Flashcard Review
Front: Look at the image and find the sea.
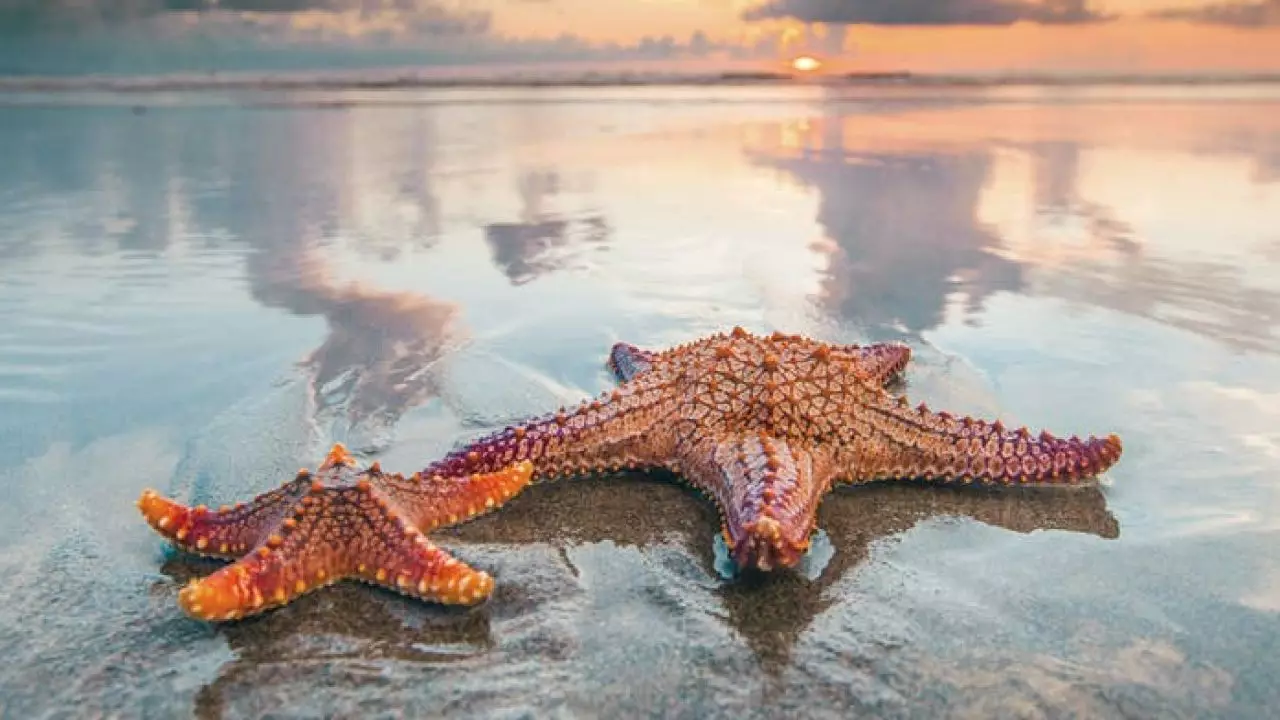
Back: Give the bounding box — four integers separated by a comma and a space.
1, 70, 1279, 718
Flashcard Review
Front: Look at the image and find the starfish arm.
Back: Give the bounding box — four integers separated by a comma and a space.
374, 460, 534, 533
421, 376, 677, 482
607, 342, 657, 382
836, 342, 912, 386
174, 472, 516, 622
609, 335, 910, 388
842, 394, 1123, 485
136, 475, 312, 560
678, 434, 839, 571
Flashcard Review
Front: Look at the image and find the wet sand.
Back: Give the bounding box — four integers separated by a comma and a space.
1, 84, 1278, 718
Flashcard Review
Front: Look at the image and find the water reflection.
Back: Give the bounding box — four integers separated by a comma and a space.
0, 106, 188, 260
3, 104, 461, 443
159, 555, 495, 720
216, 108, 466, 446
716, 482, 1118, 670
744, 121, 1024, 337
745, 108, 1280, 352
447, 473, 1119, 671
250, 239, 462, 447
484, 169, 610, 285
0, 102, 446, 262
1027, 140, 1137, 254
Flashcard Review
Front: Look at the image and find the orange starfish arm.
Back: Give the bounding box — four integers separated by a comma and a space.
380, 463, 539, 533
678, 434, 839, 571
137, 476, 311, 560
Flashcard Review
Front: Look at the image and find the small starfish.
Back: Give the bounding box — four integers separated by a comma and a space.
423, 327, 1123, 571
138, 444, 532, 621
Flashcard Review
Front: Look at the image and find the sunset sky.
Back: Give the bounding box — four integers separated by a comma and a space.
1, 1, 1278, 75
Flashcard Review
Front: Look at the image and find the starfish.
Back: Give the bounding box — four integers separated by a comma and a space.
138, 444, 533, 622
422, 327, 1123, 571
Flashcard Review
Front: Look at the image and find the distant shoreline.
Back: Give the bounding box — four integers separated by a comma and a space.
3, 69, 1280, 93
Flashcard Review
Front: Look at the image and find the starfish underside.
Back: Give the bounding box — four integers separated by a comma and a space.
422, 327, 1123, 571
138, 444, 532, 621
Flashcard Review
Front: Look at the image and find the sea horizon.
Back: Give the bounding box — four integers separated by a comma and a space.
4, 65, 1280, 90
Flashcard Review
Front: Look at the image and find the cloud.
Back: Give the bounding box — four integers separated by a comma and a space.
170, 0, 477, 14
0, 0, 770, 75
0, 1, 158, 29
0, 0, 824, 78
0, 1, 492, 35
742, 0, 1113, 25
1149, 0, 1280, 27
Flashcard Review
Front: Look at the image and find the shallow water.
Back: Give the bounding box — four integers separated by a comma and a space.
1, 84, 1279, 718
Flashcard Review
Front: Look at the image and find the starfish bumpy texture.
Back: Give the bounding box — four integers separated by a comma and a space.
424, 327, 1123, 571
138, 444, 532, 621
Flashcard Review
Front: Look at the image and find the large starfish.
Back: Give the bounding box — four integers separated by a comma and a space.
138, 444, 533, 621
422, 327, 1123, 571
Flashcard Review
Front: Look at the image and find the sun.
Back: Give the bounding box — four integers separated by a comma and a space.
791, 55, 822, 73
